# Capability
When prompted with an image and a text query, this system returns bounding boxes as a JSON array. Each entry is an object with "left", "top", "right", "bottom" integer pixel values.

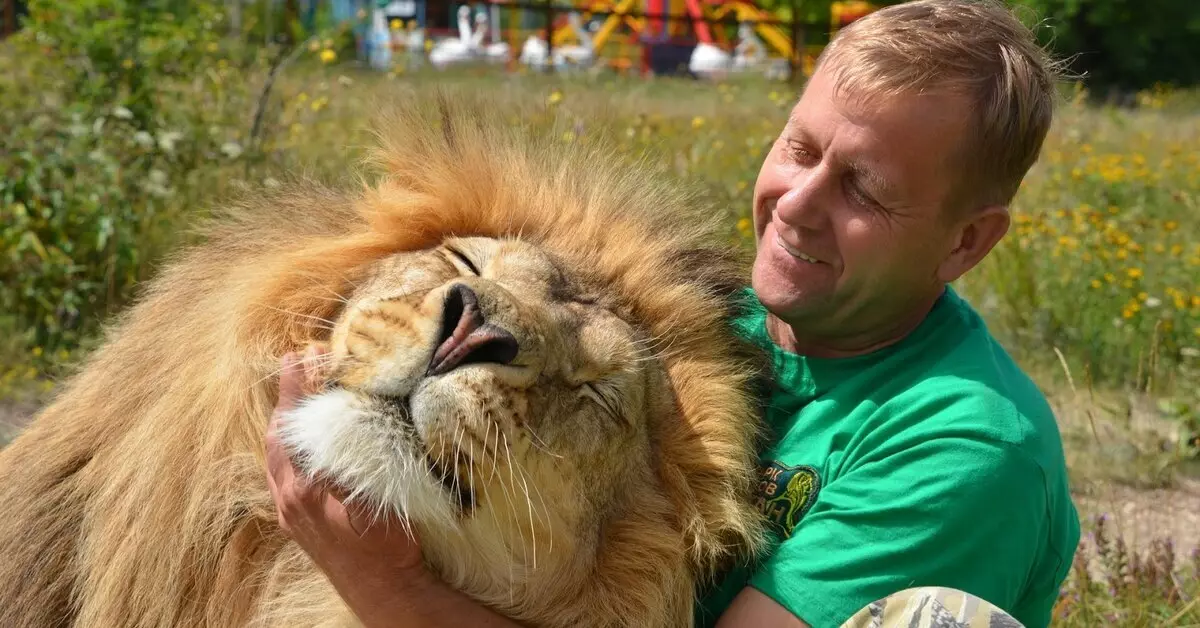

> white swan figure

[
  {"left": 470, "top": 12, "right": 511, "bottom": 64},
  {"left": 732, "top": 22, "right": 766, "bottom": 72},
  {"left": 688, "top": 41, "right": 732, "bottom": 79},
  {"left": 519, "top": 34, "right": 550, "bottom": 69},
  {"left": 428, "top": 6, "right": 477, "bottom": 69}
]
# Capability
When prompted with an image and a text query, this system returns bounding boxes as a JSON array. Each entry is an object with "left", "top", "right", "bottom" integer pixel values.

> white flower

[
  {"left": 220, "top": 141, "right": 243, "bottom": 159},
  {"left": 112, "top": 106, "right": 134, "bottom": 120},
  {"left": 158, "top": 131, "right": 184, "bottom": 153}
]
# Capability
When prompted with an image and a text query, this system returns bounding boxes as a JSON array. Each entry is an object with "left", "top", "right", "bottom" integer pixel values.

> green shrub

[{"left": 0, "top": 0, "right": 354, "bottom": 378}]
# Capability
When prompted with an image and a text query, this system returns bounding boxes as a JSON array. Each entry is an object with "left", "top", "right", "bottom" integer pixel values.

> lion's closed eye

[
  {"left": 580, "top": 381, "right": 626, "bottom": 426},
  {"left": 445, "top": 246, "right": 481, "bottom": 275}
]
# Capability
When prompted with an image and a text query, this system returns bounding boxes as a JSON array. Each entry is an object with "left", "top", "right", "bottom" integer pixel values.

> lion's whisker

[
  {"left": 258, "top": 304, "right": 339, "bottom": 328},
  {"left": 487, "top": 422, "right": 502, "bottom": 484},
  {"left": 506, "top": 438, "right": 554, "bottom": 558},
  {"left": 501, "top": 435, "right": 543, "bottom": 569},
  {"left": 451, "top": 425, "right": 466, "bottom": 510},
  {"left": 512, "top": 453, "right": 540, "bottom": 570},
  {"left": 496, "top": 434, "right": 529, "bottom": 570},
  {"left": 526, "top": 429, "right": 563, "bottom": 460}
]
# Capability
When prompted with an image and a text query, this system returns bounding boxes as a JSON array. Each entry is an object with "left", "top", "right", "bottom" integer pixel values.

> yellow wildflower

[
  {"left": 547, "top": 90, "right": 563, "bottom": 106},
  {"left": 691, "top": 116, "right": 705, "bottom": 130},
  {"left": 320, "top": 49, "right": 337, "bottom": 63},
  {"left": 1126, "top": 268, "right": 1143, "bottom": 279}
]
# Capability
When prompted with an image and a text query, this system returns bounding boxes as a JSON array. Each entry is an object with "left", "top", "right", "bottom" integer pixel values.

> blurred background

[{"left": 1, "top": 1, "right": 1198, "bottom": 623}]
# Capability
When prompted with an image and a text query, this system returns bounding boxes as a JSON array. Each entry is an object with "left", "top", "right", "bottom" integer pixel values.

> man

[{"left": 266, "top": 1, "right": 1081, "bottom": 626}]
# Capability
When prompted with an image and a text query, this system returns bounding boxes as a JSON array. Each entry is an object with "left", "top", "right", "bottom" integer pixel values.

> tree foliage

[{"left": 1010, "top": 0, "right": 1200, "bottom": 93}]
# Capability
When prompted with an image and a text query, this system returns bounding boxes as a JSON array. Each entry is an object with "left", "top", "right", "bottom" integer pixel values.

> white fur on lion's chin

[{"left": 277, "top": 388, "right": 458, "bottom": 530}]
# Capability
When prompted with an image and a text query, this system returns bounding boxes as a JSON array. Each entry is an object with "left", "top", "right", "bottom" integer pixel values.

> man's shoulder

[{"left": 886, "top": 289, "right": 1058, "bottom": 443}]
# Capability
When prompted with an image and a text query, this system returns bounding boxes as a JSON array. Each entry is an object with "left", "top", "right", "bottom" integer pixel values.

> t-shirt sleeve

[{"left": 748, "top": 433, "right": 1048, "bottom": 627}]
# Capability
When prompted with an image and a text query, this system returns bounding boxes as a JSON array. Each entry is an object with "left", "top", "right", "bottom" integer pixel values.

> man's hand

[
  {"left": 265, "top": 346, "right": 430, "bottom": 622},
  {"left": 264, "top": 346, "right": 525, "bottom": 628}
]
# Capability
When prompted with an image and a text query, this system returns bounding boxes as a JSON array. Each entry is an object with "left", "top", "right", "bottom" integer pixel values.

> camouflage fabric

[{"left": 840, "top": 587, "right": 1026, "bottom": 628}]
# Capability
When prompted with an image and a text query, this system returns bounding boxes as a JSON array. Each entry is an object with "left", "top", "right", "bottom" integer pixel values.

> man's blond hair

[{"left": 816, "top": 0, "right": 1060, "bottom": 210}]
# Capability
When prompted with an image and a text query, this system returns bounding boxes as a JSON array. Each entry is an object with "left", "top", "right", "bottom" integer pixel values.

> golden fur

[{"left": 0, "top": 90, "right": 766, "bottom": 627}]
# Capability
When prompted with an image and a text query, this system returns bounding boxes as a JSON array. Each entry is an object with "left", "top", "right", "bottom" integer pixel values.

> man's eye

[
  {"left": 786, "top": 140, "right": 817, "bottom": 165},
  {"left": 446, "top": 247, "right": 480, "bottom": 275},
  {"left": 846, "top": 177, "right": 880, "bottom": 208}
]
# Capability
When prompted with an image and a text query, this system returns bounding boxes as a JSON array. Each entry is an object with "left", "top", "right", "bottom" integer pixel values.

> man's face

[{"left": 750, "top": 63, "right": 975, "bottom": 342}]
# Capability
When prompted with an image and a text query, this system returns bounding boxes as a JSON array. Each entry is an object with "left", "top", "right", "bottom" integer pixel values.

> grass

[{"left": 2, "top": 43, "right": 1199, "bottom": 624}]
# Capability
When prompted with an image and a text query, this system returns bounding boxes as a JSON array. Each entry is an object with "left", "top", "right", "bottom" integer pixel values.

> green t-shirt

[{"left": 696, "top": 287, "right": 1080, "bottom": 628}]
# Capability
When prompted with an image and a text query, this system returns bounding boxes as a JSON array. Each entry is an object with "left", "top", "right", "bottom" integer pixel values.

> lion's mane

[{"left": 0, "top": 90, "right": 766, "bottom": 627}]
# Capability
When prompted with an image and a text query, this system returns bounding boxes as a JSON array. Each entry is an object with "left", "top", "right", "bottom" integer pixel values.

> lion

[{"left": 0, "top": 90, "right": 767, "bottom": 628}]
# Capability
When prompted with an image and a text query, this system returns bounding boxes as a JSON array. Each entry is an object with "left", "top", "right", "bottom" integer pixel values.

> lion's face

[{"left": 281, "top": 235, "right": 663, "bottom": 595}]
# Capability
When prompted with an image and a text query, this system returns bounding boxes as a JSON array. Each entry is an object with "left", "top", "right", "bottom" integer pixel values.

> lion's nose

[{"left": 427, "top": 284, "right": 520, "bottom": 376}]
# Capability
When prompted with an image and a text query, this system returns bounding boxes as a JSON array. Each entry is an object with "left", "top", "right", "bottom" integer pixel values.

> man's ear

[{"left": 937, "top": 205, "right": 1010, "bottom": 283}]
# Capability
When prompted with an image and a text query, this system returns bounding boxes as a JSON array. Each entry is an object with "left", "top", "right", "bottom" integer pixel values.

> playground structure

[{"left": 373, "top": 0, "right": 878, "bottom": 79}]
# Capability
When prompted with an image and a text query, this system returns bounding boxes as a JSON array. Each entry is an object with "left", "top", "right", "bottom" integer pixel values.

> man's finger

[
  {"left": 265, "top": 428, "right": 296, "bottom": 492},
  {"left": 300, "top": 344, "right": 329, "bottom": 395},
  {"left": 276, "top": 352, "right": 306, "bottom": 413}
]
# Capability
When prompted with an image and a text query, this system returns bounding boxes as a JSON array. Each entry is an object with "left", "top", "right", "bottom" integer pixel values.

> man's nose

[{"left": 773, "top": 169, "right": 830, "bottom": 230}]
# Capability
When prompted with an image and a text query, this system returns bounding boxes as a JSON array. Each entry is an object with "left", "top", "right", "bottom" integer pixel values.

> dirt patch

[
  {"left": 0, "top": 399, "right": 37, "bottom": 447},
  {"left": 1072, "top": 479, "right": 1200, "bottom": 564}
]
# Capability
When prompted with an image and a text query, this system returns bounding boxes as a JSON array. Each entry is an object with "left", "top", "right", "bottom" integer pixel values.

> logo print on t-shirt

[{"left": 755, "top": 461, "right": 820, "bottom": 538}]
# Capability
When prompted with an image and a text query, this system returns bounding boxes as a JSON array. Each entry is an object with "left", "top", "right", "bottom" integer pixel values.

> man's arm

[
  {"left": 336, "top": 564, "right": 525, "bottom": 628},
  {"left": 716, "top": 588, "right": 811, "bottom": 628}
]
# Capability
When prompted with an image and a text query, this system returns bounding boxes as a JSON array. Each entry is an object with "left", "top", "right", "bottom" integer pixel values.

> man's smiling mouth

[{"left": 776, "top": 233, "right": 822, "bottom": 264}]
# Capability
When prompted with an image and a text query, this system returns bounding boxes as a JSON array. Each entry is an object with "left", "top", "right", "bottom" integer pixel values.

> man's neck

[{"left": 765, "top": 289, "right": 944, "bottom": 359}]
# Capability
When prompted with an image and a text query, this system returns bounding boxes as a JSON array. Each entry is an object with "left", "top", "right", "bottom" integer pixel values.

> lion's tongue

[{"left": 428, "top": 318, "right": 518, "bottom": 376}]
